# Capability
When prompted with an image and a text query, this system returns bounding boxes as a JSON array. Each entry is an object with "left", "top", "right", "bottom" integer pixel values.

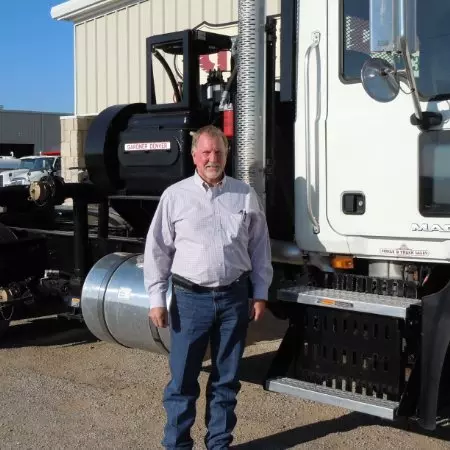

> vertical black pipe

[
  {"left": 280, "top": 0, "right": 297, "bottom": 103},
  {"left": 97, "top": 200, "right": 109, "bottom": 239},
  {"left": 146, "top": 38, "right": 157, "bottom": 109},
  {"left": 73, "top": 199, "right": 89, "bottom": 279},
  {"left": 265, "top": 17, "right": 277, "bottom": 211}
]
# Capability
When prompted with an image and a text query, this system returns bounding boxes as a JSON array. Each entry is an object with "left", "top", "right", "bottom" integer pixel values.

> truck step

[
  {"left": 266, "top": 377, "right": 399, "bottom": 420},
  {"left": 277, "top": 286, "right": 421, "bottom": 318}
]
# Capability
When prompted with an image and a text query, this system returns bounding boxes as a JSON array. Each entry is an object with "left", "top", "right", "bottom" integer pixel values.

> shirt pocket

[{"left": 228, "top": 211, "right": 247, "bottom": 239}]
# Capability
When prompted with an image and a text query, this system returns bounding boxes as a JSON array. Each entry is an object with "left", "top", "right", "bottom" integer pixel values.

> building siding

[
  {"left": 74, "top": 0, "right": 281, "bottom": 115},
  {"left": 0, "top": 110, "right": 66, "bottom": 155}
]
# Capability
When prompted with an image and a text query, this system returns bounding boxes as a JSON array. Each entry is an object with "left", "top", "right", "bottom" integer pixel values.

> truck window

[
  {"left": 420, "top": 131, "right": 450, "bottom": 217},
  {"left": 341, "top": 0, "right": 450, "bottom": 100},
  {"left": 341, "top": 0, "right": 371, "bottom": 82}
]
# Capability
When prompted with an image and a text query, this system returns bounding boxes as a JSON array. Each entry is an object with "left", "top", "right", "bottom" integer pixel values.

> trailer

[{"left": 1, "top": 0, "right": 450, "bottom": 431}]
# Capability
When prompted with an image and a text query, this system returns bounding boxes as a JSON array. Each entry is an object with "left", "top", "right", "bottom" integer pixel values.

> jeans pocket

[{"left": 170, "top": 288, "right": 196, "bottom": 332}]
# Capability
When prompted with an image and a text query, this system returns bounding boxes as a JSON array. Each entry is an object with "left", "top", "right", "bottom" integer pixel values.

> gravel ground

[{"left": 0, "top": 313, "right": 449, "bottom": 450}]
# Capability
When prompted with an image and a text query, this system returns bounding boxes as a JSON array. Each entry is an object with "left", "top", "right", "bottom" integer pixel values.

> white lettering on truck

[
  {"left": 124, "top": 142, "right": 171, "bottom": 152},
  {"left": 411, "top": 223, "right": 450, "bottom": 232}
]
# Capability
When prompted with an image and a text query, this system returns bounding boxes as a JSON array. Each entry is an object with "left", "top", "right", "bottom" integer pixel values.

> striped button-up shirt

[{"left": 143, "top": 171, "right": 273, "bottom": 309}]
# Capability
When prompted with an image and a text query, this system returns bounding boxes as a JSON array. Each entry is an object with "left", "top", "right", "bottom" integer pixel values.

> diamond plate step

[
  {"left": 277, "top": 286, "right": 421, "bottom": 318},
  {"left": 266, "top": 377, "right": 399, "bottom": 420}
]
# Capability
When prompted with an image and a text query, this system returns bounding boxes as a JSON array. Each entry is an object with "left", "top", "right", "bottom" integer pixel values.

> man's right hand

[{"left": 149, "top": 307, "right": 168, "bottom": 328}]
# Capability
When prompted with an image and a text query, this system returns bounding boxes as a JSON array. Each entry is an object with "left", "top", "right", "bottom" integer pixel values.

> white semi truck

[{"left": 0, "top": 0, "right": 449, "bottom": 431}]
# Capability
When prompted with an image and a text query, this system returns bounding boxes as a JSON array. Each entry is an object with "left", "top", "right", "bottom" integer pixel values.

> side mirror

[
  {"left": 364, "top": 0, "right": 442, "bottom": 130},
  {"left": 361, "top": 58, "right": 400, "bottom": 103}
]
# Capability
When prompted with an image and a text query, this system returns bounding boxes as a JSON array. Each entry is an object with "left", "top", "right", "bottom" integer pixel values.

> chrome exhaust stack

[
  {"left": 236, "top": 0, "right": 267, "bottom": 206},
  {"left": 236, "top": 0, "right": 303, "bottom": 266}
]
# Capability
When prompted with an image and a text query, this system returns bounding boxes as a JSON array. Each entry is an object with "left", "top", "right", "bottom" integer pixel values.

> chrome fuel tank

[{"left": 81, "top": 252, "right": 171, "bottom": 354}]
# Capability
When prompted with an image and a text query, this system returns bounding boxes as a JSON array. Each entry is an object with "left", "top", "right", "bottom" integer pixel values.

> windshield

[
  {"left": 342, "top": 0, "right": 450, "bottom": 100},
  {"left": 0, "top": 161, "right": 20, "bottom": 171},
  {"left": 19, "top": 157, "right": 55, "bottom": 171}
]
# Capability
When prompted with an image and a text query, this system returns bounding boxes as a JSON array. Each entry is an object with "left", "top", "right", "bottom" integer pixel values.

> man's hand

[
  {"left": 149, "top": 307, "right": 168, "bottom": 328},
  {"left": 250, "top": 299, "right": 266, "bottom": 322}
]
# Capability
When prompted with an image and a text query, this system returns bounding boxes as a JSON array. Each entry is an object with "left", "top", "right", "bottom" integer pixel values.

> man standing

[{"left": 144, "top": 124, "right": 273, "bottom": 449}]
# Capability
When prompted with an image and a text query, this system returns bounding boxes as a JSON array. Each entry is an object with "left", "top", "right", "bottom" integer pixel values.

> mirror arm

[
  {"left": 396, "top": 70, "right": 409, "bottom": 86},
  {"left": 399, "top": 36, "right": 422, "bottom": 121},
  {"left": 400, "top": 36, "right": 443, "bottom": 131}
]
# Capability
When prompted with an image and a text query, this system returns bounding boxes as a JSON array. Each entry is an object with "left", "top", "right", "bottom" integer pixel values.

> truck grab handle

[{"left": 304, "top": 31, "right": 321, "bottom": 234}]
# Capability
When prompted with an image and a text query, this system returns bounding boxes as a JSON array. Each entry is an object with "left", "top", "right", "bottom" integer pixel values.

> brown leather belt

[{"left": 171, "top": 272, "right": 251, "bottom": 294}]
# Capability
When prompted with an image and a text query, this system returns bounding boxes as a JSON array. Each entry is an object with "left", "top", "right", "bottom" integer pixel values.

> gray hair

[{"left": 190, "top": 125, "right": 228, "bottom": 153}]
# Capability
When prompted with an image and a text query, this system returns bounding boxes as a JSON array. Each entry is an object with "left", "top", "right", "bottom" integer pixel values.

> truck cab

[
  {"left": 8, "top": 154, "right": 61, "bottom": 187},
  {"left": 265, "top": 0, "right": 450, "bottom": 431}
]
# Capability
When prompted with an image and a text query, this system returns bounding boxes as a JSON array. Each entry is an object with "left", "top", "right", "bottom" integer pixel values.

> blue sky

[{"left": 0, "top": 1, "right": 74, "bottom": 114}]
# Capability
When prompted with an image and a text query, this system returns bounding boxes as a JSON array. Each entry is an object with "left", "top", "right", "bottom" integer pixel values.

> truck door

[{"left": 326, "top": 0, "right": 450, "bottom": 258}]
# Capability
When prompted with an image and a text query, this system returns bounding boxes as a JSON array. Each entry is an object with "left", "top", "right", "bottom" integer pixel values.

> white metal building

[{"left": 0, "top": 109, "right": 67, "bottom": 158}]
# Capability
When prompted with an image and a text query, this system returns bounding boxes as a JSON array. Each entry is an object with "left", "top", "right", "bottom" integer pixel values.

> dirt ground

[{"left": 0, "top": 312, "right": 449, "bottom": 450}]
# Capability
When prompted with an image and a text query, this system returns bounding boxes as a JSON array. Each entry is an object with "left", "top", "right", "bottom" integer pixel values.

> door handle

[{"left": 304, "top": 31, "right": 321, "bottom": 234}]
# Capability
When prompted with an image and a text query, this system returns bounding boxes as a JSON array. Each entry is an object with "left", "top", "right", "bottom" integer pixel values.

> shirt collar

[{"left": 194, "top": 170, "right": 227, "bottom": 191}]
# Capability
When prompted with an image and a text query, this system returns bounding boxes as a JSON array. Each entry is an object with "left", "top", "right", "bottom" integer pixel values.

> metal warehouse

[
  {"left": 51, "top": 0, "right": 282, "bottom": 181},
  {"left": 0, "top": 109, "right": 67, "bottom": 158}
]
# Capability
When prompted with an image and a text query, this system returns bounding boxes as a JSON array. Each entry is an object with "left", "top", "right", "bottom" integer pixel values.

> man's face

[{"left": 192, "top": 133, "right": 228, "bottom": 185}]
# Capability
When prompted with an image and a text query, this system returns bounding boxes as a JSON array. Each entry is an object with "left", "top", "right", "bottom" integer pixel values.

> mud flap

[{"left": 419, "top": 276, "right": 450, "bottom": 430}]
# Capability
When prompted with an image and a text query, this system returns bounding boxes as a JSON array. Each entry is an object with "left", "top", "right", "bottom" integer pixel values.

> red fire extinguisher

[{"left": 223, "top": 104, "right": 234, "bottom": 138}]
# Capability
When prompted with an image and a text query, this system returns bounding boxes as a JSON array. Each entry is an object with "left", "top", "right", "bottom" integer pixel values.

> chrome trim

[
  {"left": 304, "top": 31, "right": 321, "bottom": 234},
  {"left": 266, "top": 377, "right": 398, "bottom": 420},
  {"left": 277, "top": 286, "right": 421, "bottom": 319},
  {"left": 236, "top": 0, "right": 267, "bottom": 204}
]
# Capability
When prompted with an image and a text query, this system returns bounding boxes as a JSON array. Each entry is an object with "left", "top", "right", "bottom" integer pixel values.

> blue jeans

[{"left": 162, "top": 277, "right": 250, "bottom": 450}]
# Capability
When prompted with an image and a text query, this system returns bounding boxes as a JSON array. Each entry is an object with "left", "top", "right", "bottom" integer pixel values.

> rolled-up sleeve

[
  {"left": 247, "top": 189, "right": 273, "bottom": 300},
  {"left": 143, "top": 191, "right": 175, "bottom": 309}
]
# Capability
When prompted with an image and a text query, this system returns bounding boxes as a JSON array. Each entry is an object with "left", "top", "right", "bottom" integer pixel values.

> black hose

[
  {"left": 219, "top": 65, "right": 238, "bottom": 108},
  {"left": 152, "top": 49, "right": 182, "bottom": 102}
]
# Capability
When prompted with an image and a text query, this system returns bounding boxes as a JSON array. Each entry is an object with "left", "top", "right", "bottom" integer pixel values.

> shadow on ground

[
  {"left": 231, "top": 412, "right": 378, "bottom": 449},
  {"left": 226, "top": 350, "right": 450, "bottom": 449},
  {"left": 202, "top": 311, "right": 287, "bottom": 383},
  {"left": 203, "top": 349, "right": 277, "bottom": 386},
  {"left": 0, "top": 316, "right": 98, "bottom": 349},
  {"left": 230, "top": 412, "right": 450, "bottom": 449}
]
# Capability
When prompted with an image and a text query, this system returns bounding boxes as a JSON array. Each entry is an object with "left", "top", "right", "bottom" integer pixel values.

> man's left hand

[{"left": 250, "top": 299, "right": 266, "bottom": 322}]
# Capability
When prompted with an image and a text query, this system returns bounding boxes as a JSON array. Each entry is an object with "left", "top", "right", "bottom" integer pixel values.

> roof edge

[{"left": 51, "top": 0, "right": 138, "bottom": 22}]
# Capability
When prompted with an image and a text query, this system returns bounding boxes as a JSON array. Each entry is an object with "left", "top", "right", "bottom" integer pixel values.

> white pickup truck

[
  {"left": 2, "top": 154, "right": 61, "bottom": 187},
  {"left": 0, "top": 157, "right": 21, "bottom": 187}
]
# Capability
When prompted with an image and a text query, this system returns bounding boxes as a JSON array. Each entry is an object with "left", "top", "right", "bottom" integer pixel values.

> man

[{"left": 144, "top": 124, "right": 273, "bottom": 450}]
